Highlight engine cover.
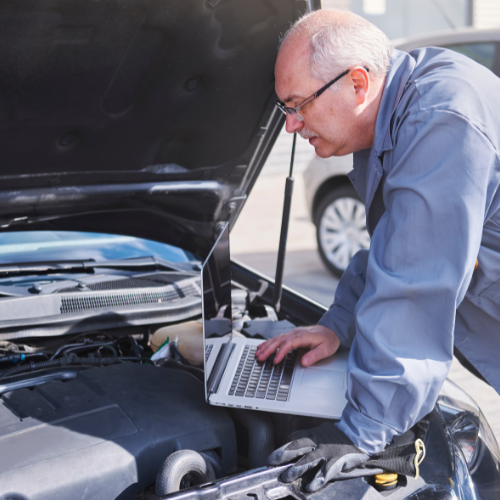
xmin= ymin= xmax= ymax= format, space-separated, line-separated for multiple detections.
xmin=0 ymin=363 xmax=237 ymax=499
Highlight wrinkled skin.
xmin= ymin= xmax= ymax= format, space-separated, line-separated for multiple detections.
xmin=274 ymin=10 xmax=385 ymax=159
xmin=255 ymin=325 xmax=340 ymax=367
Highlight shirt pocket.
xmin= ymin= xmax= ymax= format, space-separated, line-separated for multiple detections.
xmin=479 ymin=278 xmax=500 ymax=304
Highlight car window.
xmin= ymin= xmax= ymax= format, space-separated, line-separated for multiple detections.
xmin=441 ymin=42 xmax=496 ymax=71
xmin=0 ymin=231 xmax=196 ymax=264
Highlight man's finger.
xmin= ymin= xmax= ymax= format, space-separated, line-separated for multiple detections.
xmin=269 ymin=333 xmax=311 ymax=364
xmin=255 ymin=328 xmax=305 ymax=361
xmin=301 ymin=341 xmax=338 ymax=367
xmin=280 ymin=448 xmax=326 ymax=483
xmin=255 ymin=337 xmax=281 ymax=358
xmin=256 ymin=325 xmax=340 ymax=365
xmin=272 ymin=338 xmax=296 ymax=364
xmin=305 ymin=452 xmax=371 ymax=492
xmin=273 ymin=331 xmax=329 ymax=364
xmin=255 ymin=335 xmax=288 ymax=361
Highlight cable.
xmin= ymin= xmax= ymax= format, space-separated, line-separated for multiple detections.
xmin=0 ymin=354 xmax=153 ymax=380
xmin=50 ymin=339 xmax=116 ymax=360
xmin=0 ymin=352 xmax=48 ymax=366
xmin=50 ymin=341 xmax=93 ymax=361
xmin=96 ymin=345 xmax=118 ymax=357
xmin=1 ymin=359 xmax=62 ymax=378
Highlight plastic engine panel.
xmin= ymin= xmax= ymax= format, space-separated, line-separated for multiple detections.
xmin=0 ymin=363 xmax=237 ymax=499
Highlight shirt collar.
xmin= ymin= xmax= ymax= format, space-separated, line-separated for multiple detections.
xmin=372 ymin=49 xmax=416 ymax=156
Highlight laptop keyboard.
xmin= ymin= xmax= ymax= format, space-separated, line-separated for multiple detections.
xmin=228 ymin=345 xmax=297 ymax=402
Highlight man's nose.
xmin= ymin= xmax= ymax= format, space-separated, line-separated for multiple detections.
xmin=285 ymin=113 xmax=303 ymax=134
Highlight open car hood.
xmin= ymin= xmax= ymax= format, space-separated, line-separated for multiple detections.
xmin=0 ymin=0 xmax=310 ymax=258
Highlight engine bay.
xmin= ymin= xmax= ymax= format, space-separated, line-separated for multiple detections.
xmin=0 ymin=331 xmax=237 ymax=500
xmin=0 ymin=289 xmax=312 ymax=500
xmin=0 ymin=268 xmax=446 ymax=500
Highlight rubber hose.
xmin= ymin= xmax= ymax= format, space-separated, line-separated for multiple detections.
xmin=155 ymin=450 xmax=216 ymax=496
xmin=229 ymin=408 xmax=275 ymax=469
xmin=0 ymin=355 xmax=152 ymax=380
xmin=159 ymin=359 xmax=204 ymax=384
xmin=0 ymin=359 xmax=62 ymax=379
xmin=200 ymin=451 xmax=225 ymax=479
xmin=0 ymin=366 xmax=89 ymax=395
xmin=0 ymin=352 xmax=48 ymax=366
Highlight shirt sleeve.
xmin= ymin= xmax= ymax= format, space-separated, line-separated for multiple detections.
xmin=337 ymin=109 xmax=498 ymax=455
xmin=318 ymin=249 xmax=368 ymax=349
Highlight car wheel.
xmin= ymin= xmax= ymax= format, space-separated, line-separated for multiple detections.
xmin=315 ymin=185 xmax=370 ymax=277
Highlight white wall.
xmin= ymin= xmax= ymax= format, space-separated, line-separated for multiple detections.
xmin=322 ymin=0 xmax=500 ymax=39
xmin=321 ymin=0 xmax=352 ymax=9
xmin=474 ymin=0 xmax=500 ymax=29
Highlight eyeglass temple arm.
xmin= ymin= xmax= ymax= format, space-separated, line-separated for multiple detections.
xmin=314 ymin=67 xmax=370 ymax=100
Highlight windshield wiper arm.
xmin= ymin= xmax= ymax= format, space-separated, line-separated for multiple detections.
xmin=0 ymin=257 xmax=200 ymax=277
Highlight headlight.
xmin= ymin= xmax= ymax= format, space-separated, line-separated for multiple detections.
xmin=437 ymin=379 xmax=500 ymax=474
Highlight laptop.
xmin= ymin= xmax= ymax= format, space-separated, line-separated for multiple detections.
xmin=202 ymin=223 xmax=349 ymax=419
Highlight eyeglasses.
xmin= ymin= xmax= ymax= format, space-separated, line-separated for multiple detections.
xmin=276 ymin=67 xmax=368 ymax=122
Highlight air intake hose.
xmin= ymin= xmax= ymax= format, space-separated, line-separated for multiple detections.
xmin=229 ymin=408 xmax=275 ymax=469
xmin=0 ymin=353 xmax=151 ymax=380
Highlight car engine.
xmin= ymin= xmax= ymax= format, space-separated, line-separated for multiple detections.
xmin=0 ymin=334 xmax=237 ymax=500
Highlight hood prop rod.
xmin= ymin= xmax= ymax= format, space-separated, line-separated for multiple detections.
xmin=272 ymin=133 xmax=297 ymax=313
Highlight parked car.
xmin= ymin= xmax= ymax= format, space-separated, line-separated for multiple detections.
xmin=304 ymin=28 xmax=500 ymax=276
xmin=0 ymin=3 xmax=498 ymax=500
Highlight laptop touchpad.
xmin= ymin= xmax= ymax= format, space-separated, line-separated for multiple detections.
xmin=300 ymin=367 xmax=345 ymax=390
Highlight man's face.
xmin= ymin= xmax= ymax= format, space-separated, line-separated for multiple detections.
xmin=275 ymin=38 xmax=369 ymax=158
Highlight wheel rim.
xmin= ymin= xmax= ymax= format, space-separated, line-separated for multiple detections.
xmin=180 ymin=473 xmax=194 ymax=490
xmin=318 ymin=197 xmax=370 ymax=271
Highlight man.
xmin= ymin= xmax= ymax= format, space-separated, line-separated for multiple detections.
xmin=256 ymin=8 xmax=500 ymax=490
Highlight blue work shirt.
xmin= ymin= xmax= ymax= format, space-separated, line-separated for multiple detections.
xmin=318 ymin=47 xmax=500 ymax=455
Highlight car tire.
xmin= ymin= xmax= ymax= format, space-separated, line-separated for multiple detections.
xmin=314 ymin=185 xmax=370 ymax=277
xmin=155 ymin=449 xmax=216 ymax=496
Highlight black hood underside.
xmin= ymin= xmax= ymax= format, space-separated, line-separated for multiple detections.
xmin=1 ymin=0 xmax=299 ymax=181
xmin=0 ymin=0 xmax=307 ymax=254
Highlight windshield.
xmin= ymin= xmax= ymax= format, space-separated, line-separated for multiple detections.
xmin=0 ymin=231 xmax=196 ymax=264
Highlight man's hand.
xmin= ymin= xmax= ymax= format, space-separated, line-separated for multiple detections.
xmin=268 ymin=423 xmax=373 ymax=492
xmin=268 ymin=422 xmax=426 ymax=492
xmin=255 ymin=325 xmax=340 ymax=366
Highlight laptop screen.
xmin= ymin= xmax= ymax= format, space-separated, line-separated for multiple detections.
xmin=201 ymin=222 xmax=233 ymax=400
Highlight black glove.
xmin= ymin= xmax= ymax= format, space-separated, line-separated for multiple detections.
xmin=268 ymin=423 xmax=375 ymax=492
xmin=363 ymin=427 xmax=426 ymax=479
xmin=268 ymin=422 xmax=425 ymax=493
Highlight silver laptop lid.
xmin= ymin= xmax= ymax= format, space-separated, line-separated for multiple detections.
xmin=201 ymin=222 xmax=233 ymax=402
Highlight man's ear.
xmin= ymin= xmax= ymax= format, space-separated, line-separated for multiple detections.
xmin=350 ymin=67 xmax=370 ymax=105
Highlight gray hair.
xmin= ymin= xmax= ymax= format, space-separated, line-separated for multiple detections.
xmin=282 ymin=10 xmax=393 ymax=83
